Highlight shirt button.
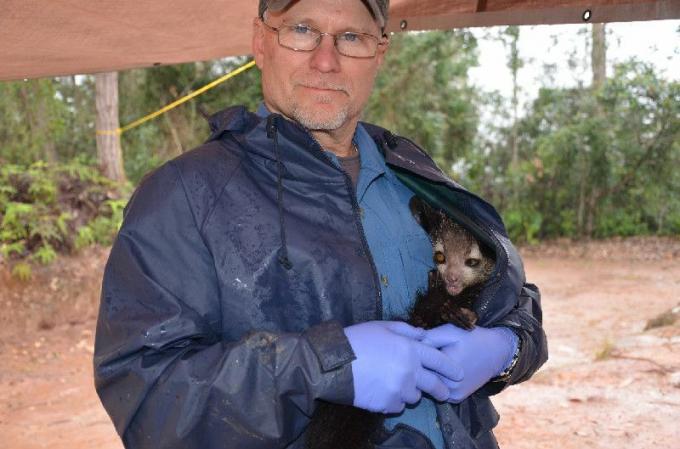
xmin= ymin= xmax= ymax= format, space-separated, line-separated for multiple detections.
xmin=381 ymin=275 xmax=389 ymax=287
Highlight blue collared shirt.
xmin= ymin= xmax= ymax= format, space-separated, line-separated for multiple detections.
xmin=351 ymin=122 xmax=444 ymax=449
xmin=256 ymin=105 xmax=444 ymax=448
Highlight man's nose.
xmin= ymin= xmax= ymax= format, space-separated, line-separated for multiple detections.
xmin=309 ymin=34 xmax=341 ymax=73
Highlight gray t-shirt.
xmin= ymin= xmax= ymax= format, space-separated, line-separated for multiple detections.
xmin=338 ymin=153 xmax=361 ymax=189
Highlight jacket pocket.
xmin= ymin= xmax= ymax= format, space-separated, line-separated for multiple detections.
xmin=403 ymin=234 xmax=435 ymax=298
xmin=460 ymin=396 xmax=500 ymax=440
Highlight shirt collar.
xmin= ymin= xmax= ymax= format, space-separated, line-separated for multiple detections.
xmin=354 ymin=122 xmax=386 ymax=201
xmin=256 ymin=102 xmax=270 ymax=118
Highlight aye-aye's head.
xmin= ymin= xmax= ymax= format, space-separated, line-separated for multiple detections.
xmin=409 ymin=196 xmax=495 ymax=296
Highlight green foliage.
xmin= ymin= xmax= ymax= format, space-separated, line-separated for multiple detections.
xmin=365 ymin=30 xmax=480 ymax=167
xmin=1 ymin=241 xmax=25 ymax=258
xmin=75 ymin=199 xmax=126 ymax=249
xmin=119 ymin=56 xmax=262 ymax=183
xmin=74 ymin=225 xmax=95 ymax=250
xmin=0 ymin=77 xmax=94 ymax=164
xmin=0 ymin=159 xmax=128 ymax=280
xmin=504 ymin=207 xmax=543 ymax=245
xmin=33 ymin=244 xmax=57 ymax=265
xmin=11 ymin=262 xmax=32 ymax=281
xmin=466 ymin=59 xmax=679 ymax=242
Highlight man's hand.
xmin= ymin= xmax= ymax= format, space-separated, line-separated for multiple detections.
xmin=422 ymin=324 xmax=518 ymax=403
xmin=344 ymin=321 xmax=464 ymax=414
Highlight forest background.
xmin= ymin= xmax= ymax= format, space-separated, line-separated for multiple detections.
xmin=0 ymin=23 xmax=678 ymax=278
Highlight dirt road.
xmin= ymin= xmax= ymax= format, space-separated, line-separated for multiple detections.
xmin=1 ymin=239 xmax=679 ymax=449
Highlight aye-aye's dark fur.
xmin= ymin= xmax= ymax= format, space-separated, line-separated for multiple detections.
xmin=304 ymin=197 xmax=496 ymax=449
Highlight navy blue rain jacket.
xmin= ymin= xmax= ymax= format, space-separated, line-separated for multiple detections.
xmin=94 ymin=106 xmax=548 ymax=449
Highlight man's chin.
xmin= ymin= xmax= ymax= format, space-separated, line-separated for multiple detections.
xmin=292 ymin=105 xmax=349 ymax=131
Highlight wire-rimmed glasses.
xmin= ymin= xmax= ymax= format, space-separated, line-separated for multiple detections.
xmin=261 ymin=20 xmax=386 ymax=59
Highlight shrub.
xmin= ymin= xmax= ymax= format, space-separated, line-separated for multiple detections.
xmin=0 ymin=159 xmax=129 ymax=279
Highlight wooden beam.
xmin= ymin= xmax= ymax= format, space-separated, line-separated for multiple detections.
xmin=386 ymin=0 xmax=680 ymax=31
xmin=1 ymin=0 xmax=677 ymax=80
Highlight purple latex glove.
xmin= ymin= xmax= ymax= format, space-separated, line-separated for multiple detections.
xmin=344 ymin=321 xmax=464 ymax=414
xmin=422 ymin=324 xmax=518 ymax=403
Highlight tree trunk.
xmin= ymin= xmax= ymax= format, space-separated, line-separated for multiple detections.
xmin=95 ymin=72 xmax=127 ymax=183
xmin=36 ymin=89 xmax=58 ymax=163
xmin=577 ymin=163 xmax=587 ymax=235
xmin=163 ymin=112 xmax=184 ymax=156
xmin=591 ymin=23 xmax=606 ymax=89
xmin=582 ymin=23 xmax=606 ymax=238
xmin=507 ymin=26 xmax=521 ymax=170
xmin=585 ymin=189 xmax=599 ymax=238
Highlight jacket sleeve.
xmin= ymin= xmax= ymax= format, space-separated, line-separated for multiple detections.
xmin=481 ymin=282 xmax=548 ymax=396
xmin=93 ymin=162 xmax=355 ymax=449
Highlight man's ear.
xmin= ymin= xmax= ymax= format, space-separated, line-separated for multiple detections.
xmin=252 ymin=17 xmax=265 ymax=69
xmin=375 ymin=35 xmax=389 ymax=68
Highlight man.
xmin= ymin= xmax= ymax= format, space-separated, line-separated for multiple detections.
xmin=94 ymin=1 xmax=548 ymax=448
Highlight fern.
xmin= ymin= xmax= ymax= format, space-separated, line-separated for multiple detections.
xmin=11 ymin=262 xmax=32 ymax=281
xmin=56 ymin=212 xmax=72 ymax=235
xmin=0 ymin=160 xmax=129 ymax=279
xmin=75 ymin=225 xmax=95 ymax=250
xmin=29 ymin=212 xmax=63 ymax=243
xmin=32 ymin=243 xmax=57 ymax=265
xmin=0 ymin=241 xmax=26 ymax=258
xmin=89 ymin=216 xmax=118 ymax=245
xmin=1 ymin=202 xmax=35 ymax=240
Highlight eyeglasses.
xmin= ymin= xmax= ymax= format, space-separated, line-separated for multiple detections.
xmin=261 ymin=20 xmax=386 ymax=59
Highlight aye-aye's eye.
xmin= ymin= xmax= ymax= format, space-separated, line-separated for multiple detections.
xmin=465 ymin=258 xmax=480 ymax=267
xmin=433 ymin=251 xmax=446 ymax=264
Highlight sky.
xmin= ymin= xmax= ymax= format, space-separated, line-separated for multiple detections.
xmin=468 ymin=20 xmax=679 ymax=114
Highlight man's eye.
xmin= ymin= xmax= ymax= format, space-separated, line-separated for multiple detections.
xmin=341 ymin=32 xmax=360 ymax=43
xmin=465 ymin=258 xmax=480 ymax=267
xmin=292 ymin=24 xmax=313 ymax=34
xmin=434 ymin=251 xmax=446 ymax=264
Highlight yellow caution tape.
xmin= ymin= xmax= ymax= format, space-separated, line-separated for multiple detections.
xmin=96 ymin=60 xmax=257 ymax=136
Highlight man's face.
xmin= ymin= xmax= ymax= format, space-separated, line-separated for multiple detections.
xmin=252 ymin=0 xmax=387 ymax=132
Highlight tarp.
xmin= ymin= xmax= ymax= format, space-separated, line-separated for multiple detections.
xmin=1 ymin=0 xmax=678 ymax=81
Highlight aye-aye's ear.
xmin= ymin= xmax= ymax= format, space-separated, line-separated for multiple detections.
xmin=409 ymin=196 xmax=440 ymax=235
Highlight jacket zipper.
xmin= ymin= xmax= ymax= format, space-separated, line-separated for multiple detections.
xmin=301 ymin=131 xmax=383 ymax=321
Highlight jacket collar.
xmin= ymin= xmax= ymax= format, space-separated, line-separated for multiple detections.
xmin=206 ymin=105 xmax=450 ymax=189
xmin=254 ymin=103 xmax=387 ymax=200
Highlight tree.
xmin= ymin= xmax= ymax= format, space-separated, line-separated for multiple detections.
xmin=591 ymin=23 xmax=607 ymax=90
xmin=0 ymin=79 xmax=69 ymax=164
xmin=95 ymin=72 xmax=127 ymax=182
xmin=575 ymin=22 xmax=607 ymax=235
xmin=364 ymin=30 xmax=480 ymax=171
xmin=117 ymin=57 xmax=261 ymax=183
xmin=484 ymin=60 xmax=680 ymax=240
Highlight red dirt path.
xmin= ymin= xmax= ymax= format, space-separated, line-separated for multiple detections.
xmin=1 ymin=238 xmax=679 ymax=449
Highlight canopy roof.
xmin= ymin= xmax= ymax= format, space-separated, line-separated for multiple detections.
xmin=1 ymin=0 xmax=678 ymax=81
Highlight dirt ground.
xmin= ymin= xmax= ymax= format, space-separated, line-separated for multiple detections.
xmin=1 ymin=238 xmax=679 ymax=449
